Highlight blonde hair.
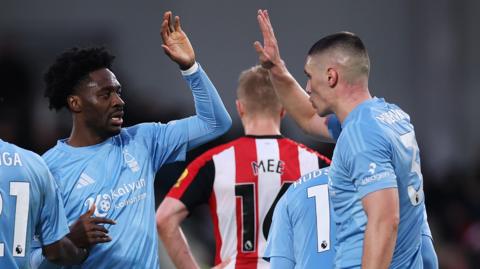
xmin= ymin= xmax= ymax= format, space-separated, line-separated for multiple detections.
xmin=237 ymin=65 xmax=282 ymax=117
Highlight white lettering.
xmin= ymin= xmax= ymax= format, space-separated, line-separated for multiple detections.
xmin=0 ymin=152 xmax=23 ymax=167
xmin=376 ymin=109 xmax=409 ymax=124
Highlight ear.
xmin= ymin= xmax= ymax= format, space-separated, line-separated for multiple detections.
xmin=67 ymin=95 xmax=82 ymax=113
xmin=327 ymin=68 xmax=338 ymax=88
xmin=235 ymin=100 xmax=245 ymax=118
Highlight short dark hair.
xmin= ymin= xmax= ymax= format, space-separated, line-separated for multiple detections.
xmin=44 ymin=47 xmax=115 ymax=111
xmin=308 ymin=32 xmax=370 ymax=78
xmin=308 ymin=32 xmax=367 ymax=56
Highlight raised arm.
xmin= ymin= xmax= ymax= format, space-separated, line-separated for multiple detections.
xmin=254 ymin=9 xmax=332 ymax=141
xmin=161 ymin=11 xmax=231 ymax=150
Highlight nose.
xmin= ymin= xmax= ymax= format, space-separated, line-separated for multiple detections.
xmin=305 ymin=80 xmax=312 ymax=95
xmin=112 ymin=92 xmax=125 ymax=107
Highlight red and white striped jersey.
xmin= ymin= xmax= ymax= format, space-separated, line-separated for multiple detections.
xmin=167 ymin=135 xmax=330 ymax=269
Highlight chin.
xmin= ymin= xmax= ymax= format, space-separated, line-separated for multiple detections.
xmin=107 ymin=126 xmax=122 ymax=137
xmin=316 ymin=109 xmax=330 ymax=117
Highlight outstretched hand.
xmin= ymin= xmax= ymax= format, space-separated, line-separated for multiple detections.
xmin=67 ymin=204 xmax=116 ymax=248
xmin=161 ymin=11 xmax=195 ymax=70
xmin=254 ymin=9 xmax=283 ymax=70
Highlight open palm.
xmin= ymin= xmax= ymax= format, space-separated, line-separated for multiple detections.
xmin=161 ymin=11 xmax=195 ymax=70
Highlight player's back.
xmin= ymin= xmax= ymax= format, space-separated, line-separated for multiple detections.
xmin=265 ymin=168 xmax=336 ymax=268
xmin=331 ymin=97 xmax=424 ymax=268
xmin=205 ymin=136 xmax=329 ymax=268
xmin=374 ymin=99 xmax=425 ymax=268
xmin=0 ymin=139 xmax=68 ymax=268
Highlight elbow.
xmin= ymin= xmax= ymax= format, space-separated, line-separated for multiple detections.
xmin=381 ymin=213 xmax=400 ymax=234
xmin=210 ymin=112 xmax=232 ymax=138
xmin=391 ymin=214 xmax=400 ymax=232
xmin=219 ymin=114 xmax=232 ymax=134
xmin=156 ymin=207 xmax=173 ymax=237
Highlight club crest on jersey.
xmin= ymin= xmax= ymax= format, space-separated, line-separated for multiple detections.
xmin=83 ymin=178 xmax=147 ymax=217
xmin=84 ymin=194 xmax=112 ymax=217
xmin=251 ymin=159 xmax=285 ymax=176
xmin=174 ymin=169 xmax=189 ymax=188
xmin=123 ymin=149 xmax=140 ymax=172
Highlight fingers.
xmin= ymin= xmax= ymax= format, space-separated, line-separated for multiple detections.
xmin=257 ymin=10 xmax=275 ymax=41
xmin=256 ymin=10 xmax=269 ymax=38
xmin=212 ymin=257 xmax=232 ymax=269
xmin=167 ymin=12 xmax=175 ymax=33
xmin=86 ymin=231 xmax=112 ymax=243
xmin=89 ymin=224 xmax=109 ymax=234
xmin=161 ymin=19 xmax=170 ymax=43
xmin=174 ymin=15 xmax=181 ymax=32
xmin=253 ymin=41 xmax=264 ymax=55
xmin=83 ymin=203 xmax=96 ymax=218
xmin=90 ymin=217 xmax=116 ymax=225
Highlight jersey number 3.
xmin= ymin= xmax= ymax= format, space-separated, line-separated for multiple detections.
xmin=400 ymin=131 xmax=425 ymax=206
xmin=0 ymin=182 xmax=30 ymax=257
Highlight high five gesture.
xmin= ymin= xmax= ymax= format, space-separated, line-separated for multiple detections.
xmin=161 ymin=11 xmax=195 ymax=70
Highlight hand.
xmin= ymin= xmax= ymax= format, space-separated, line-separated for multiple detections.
xmin=254 ymin=9 xmax=283 ymax=70
xmin=211 ymin=257 xmax=231 ymax=269
xmin=161 ymin=11 xmax=195 ymax=70
xmin=67 ymin=204 xmax=116 ymax=248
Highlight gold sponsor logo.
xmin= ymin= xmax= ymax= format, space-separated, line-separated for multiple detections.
xmin=174 ymin=169 xmax=189 ymax=188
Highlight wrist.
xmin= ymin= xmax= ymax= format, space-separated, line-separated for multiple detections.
xmin=270 ymin=60 xmax=288 ymax=76
xmin=78 ymin=248 xmax=89 ymax=263
xmin=179 ymin=60 xmax=196 ymax=71
xmin=180 ymin=62 xmax=199 ymax=76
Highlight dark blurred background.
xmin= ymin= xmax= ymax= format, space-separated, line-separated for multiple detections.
xmin=1 ymin=0 xmax=479 ymax=268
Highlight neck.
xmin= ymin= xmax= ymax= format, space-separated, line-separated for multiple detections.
xmin=334 ymin=84 xmax=372 ymax=123
xmin=68 ymin=117 xmax=109 ymax=147
xmin=242 ymin=117 xmax=281 ymax=136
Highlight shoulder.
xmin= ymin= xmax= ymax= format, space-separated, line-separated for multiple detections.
xmin=340 ymin=116 xmax=390 ymax=155
xmin=187 ymin=138 xmax=242 ymax=168
xmin=3 ymin=142 xmax=51 ymax=182
xmin=42 ymin=144 xmax=68 ymax=169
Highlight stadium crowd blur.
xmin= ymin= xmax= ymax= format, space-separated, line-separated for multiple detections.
xmin=1 ymin=1 xmax=479 ymax=268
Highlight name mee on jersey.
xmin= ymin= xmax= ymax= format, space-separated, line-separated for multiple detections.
xmin=84 ymin=178 xmax=147 ymax=217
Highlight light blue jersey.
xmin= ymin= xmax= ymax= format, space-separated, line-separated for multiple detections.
xmin=265 ymin=168 xmax=335 ymax=269
xmin=0 ymin=139 xmax=69 ymax=269
xmin=328 ymin=97 xmax=425 ymax=268
xmin=34 ymin=64 xmax=231 ymax=269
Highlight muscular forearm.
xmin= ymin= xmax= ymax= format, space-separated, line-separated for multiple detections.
xmin=182 ymin=63 xmax=231 ymax=150
xmin=268 ymin=63 xmax=332 ymax=140
xmin=361 ymin=218 xmax=398 ymax=269
xmin=158 ymin=221 xmax=200 ymax=269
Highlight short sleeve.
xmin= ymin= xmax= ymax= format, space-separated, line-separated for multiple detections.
xmin=346 ymin=126 xmax=398 ymax=199
xmin=166 ymin=157 xmax=215 ymax=211
xmin=37 ymin=163 xmax=69 ymax=246
xmin=264 ymin=195 xmax=295 ymax=263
